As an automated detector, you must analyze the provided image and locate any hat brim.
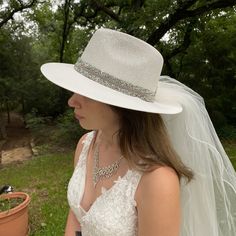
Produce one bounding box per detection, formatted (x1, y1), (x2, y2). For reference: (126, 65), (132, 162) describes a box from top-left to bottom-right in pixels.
(41, 63), (182, 114)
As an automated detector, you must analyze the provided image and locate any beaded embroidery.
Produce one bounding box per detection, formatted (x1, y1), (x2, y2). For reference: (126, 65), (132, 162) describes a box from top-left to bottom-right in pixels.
(74, 59), (155, 102)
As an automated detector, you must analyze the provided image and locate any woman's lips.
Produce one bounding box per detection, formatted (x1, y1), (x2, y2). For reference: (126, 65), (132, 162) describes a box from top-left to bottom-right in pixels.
(75, 113), (84, 120)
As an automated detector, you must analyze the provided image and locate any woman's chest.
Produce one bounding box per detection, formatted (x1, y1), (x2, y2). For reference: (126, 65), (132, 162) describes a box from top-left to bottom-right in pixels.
(67, 166), (141, 236)
(79, 189), (139, 236)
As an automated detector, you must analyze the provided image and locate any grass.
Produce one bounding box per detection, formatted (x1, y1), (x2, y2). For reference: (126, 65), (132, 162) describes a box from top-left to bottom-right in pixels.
(0, 153), (74, 236)
(222, 139), (236, 168)
(0, 142), (235, 236)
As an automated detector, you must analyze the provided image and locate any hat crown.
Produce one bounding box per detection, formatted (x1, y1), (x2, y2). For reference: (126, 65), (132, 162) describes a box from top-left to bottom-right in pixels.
(79, 28), (163, 96)
(41, 28), (182, 114)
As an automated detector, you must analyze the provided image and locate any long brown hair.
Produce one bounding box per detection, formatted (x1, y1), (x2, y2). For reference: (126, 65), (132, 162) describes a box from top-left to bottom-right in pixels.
(111, 106), (194, 182)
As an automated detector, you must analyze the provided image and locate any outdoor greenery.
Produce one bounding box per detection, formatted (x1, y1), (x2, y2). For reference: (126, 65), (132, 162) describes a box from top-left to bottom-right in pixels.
(0, 0), (236, 141)
(0, 143), (235, 235)
(0, 1), (236, 234)
(25, 109), (86, 148)
(0, 196), (24, 212)
(0, 153), (74, 235)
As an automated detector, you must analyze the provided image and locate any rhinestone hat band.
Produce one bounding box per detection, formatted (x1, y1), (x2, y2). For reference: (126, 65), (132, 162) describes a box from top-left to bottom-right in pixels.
(74, 59), (155, 102)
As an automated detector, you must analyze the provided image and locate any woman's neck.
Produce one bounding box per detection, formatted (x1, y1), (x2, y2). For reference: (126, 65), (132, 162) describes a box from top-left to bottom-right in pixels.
(97, 128), (119, 150)
(100, 130), (118, 147)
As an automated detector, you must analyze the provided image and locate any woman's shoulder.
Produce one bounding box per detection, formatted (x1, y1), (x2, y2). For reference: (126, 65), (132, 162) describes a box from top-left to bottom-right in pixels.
(142, 166), (179, 185)
(135, 167), (181, 235)
(136, 166), (180, 206)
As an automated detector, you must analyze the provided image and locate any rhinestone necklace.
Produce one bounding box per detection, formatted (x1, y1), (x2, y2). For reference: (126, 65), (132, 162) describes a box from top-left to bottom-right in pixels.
(93, 143), (124, 187)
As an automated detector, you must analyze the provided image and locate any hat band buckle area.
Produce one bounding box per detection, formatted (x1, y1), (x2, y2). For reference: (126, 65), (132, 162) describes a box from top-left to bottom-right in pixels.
(74, 59), (155, 102)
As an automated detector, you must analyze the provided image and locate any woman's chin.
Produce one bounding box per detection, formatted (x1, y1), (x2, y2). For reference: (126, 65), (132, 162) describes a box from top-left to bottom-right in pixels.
(77, 120), (93, 130)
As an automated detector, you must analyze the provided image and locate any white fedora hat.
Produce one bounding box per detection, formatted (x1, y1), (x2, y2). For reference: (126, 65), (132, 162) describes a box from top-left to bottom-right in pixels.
(41, 28), (182, 114)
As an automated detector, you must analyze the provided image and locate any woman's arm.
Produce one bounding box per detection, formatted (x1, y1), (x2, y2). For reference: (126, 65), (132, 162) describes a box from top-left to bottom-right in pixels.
(136, 166), (180, 236)
(65, 209), (81, 236)
(64, 133), (88, 236)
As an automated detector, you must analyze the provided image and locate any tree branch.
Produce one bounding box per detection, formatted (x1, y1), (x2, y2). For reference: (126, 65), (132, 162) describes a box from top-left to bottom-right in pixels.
(90, 0), (121, 22)
(131, 0), (145, 10)
(166, 18), (197, 60)
(68, 1), (98, 30)
(165, 18), (197, 78)
(60, 0), (72, 62)
(187, 0), (236, 17)
(147, 0), (236, 46)
(146, 0), (198, 45)
(0, 0), (38, 28)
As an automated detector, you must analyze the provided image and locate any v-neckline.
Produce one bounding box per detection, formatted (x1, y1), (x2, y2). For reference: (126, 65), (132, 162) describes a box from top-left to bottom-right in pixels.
(79, 131), (132, 215)
(79, 161), (132, 215)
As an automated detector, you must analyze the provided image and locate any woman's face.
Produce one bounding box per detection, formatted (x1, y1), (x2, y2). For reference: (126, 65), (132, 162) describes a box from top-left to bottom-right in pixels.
(68, 93), (120, 131)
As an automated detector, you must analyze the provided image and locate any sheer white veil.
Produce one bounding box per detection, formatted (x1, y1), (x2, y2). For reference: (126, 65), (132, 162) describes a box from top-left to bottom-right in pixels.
(157, 76), (236, 236)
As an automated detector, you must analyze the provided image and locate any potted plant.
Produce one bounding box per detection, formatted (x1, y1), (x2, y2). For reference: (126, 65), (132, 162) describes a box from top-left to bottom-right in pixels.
(0, 187), (30, 236)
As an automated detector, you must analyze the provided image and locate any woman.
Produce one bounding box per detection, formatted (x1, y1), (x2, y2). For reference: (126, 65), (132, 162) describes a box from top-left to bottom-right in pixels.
(41, 28), (236, 236)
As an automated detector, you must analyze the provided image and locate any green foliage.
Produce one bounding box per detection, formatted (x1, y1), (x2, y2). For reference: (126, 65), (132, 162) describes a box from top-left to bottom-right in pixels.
(52, 109), (85, 147)
(25, 109), (51, 134)
(0, 197), (24, 212)
(25, 109), (85, 149)
(0, 26), (40, 113)
(170, 10), (236, 128)
(218, 125), (236, 140)
(0, 0), (236, 135)
(23, 79), (70, 117)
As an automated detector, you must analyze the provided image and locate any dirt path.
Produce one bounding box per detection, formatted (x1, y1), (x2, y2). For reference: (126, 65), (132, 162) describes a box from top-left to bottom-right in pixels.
(0, 113), (33, 165)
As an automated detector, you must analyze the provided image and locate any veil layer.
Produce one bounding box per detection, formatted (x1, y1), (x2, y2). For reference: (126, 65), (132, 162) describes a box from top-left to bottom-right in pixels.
(158, 76), (236, 236)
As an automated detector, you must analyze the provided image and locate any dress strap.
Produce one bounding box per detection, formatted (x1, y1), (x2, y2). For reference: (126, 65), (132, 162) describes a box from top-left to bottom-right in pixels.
(75, 131), (96, 168)
(81, 131), (96, 149)
(128, 170), (142, 203)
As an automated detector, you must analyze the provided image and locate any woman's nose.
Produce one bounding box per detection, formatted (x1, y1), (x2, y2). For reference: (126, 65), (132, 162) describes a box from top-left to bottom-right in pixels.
(68, 93), (81, 108)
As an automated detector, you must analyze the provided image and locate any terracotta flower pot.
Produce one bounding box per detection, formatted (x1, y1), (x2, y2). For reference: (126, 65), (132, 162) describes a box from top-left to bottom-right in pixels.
(0, 192), (30, 236)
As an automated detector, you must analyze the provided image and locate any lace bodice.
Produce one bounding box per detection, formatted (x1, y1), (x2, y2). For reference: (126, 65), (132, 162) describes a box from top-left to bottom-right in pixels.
(67, 131), (142, 236)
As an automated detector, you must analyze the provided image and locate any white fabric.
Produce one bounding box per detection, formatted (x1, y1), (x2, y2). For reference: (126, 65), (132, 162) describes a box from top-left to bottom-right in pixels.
(67, 76), (236, 236)
(159, 76), (236, 236)
(67, 131), (142, 236)
(41, 62), (182, 114)
(81, 28), (163, 92)
(40, 28), (182, 114)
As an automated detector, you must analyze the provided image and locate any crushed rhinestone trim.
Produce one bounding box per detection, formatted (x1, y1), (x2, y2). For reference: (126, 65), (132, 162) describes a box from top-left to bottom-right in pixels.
(93, 143), (124, 187)
(74, 59), (155, 102)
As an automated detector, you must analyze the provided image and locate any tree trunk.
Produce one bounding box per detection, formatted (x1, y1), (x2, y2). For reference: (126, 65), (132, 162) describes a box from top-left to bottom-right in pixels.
(0, 113), (7, 140)
(6, 101), (10, 124)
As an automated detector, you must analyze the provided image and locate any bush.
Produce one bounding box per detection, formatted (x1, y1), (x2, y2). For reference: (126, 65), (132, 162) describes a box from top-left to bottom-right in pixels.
(217, 125), (236, 140)
(52, 110), (85, 147)
(24, 109), (85, 149)
(25, 109), (51, 135)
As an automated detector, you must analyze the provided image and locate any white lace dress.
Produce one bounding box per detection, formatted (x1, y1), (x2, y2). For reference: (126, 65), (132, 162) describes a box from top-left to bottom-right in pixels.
(67, 131), (142, 236)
